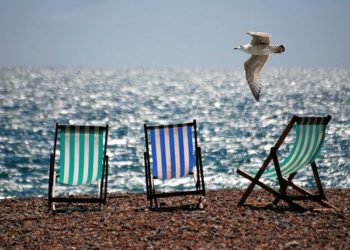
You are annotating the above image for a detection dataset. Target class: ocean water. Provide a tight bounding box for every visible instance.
[0,67,349,199]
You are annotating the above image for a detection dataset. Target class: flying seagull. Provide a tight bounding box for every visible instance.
[235,32,285,101]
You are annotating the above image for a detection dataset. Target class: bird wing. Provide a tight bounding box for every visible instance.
[247,32,271,45]
[244,55,269,101]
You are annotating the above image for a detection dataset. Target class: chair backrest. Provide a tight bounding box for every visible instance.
[145,121,198,180]
[56,125,108,186]
[263,116,331,178]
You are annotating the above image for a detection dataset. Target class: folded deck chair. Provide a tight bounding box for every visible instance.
[48,124,109,211]
[237,115,333,211]
[143,120,205,208]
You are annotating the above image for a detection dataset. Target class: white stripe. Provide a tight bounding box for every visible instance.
[182,125,189,175]
[73,127,80,185]
[92,127,99,182]
[63,127,70,184]
[82,127,90,184]
[155,128,163,179]
[310,125,325,161]
[164,126,172,179]
[173,126,181,178]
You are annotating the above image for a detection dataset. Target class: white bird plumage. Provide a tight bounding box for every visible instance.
[235,32,285,101]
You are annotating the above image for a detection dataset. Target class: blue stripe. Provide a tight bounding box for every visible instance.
[178,126,185,177]
[168,127,176,178]
[159,128,167,179]
[150,129,158,178]
[187,126,194,173]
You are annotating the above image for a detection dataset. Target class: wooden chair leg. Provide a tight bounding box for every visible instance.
[52,171,57,211]
[237,169,305,210]
[237,154,273,206]
[273,173,297,205]
[271,150,288,205]
[311,161,325,199]
[272,150,287,197]
[237,169,259,206]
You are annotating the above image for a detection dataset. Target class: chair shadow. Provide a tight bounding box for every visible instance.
[49,205,102,214]
[242,202,306,213]
[136,202,204,213]
[243,203,341,216]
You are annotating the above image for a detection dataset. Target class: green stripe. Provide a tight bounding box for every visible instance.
[59,128,66,183]
[68,126,75,185]
[78,128,85,185]
[88,127,95,183]
[97,128,103,180]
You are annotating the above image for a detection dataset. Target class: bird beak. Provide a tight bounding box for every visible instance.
[234,47,239,50]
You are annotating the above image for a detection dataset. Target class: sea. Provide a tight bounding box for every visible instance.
[1,67,349,199]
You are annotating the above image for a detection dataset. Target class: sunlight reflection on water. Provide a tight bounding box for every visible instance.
[0,67,349,198]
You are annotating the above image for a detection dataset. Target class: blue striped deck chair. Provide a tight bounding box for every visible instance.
[48,124,109,211]
[143,120,205,208]
[237,115,334,211]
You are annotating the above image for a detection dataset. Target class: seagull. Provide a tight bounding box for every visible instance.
[235,32,285,101]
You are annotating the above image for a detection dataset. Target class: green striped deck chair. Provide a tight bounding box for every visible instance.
[143,120,205,208]
[237,115,334,211]
[48,124,109,211]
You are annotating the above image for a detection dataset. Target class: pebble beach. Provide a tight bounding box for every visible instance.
[1,189,349,249]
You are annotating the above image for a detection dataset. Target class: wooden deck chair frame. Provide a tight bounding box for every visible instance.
[143,120,205,208]
[237,115,333,211]
[48,123,109,211]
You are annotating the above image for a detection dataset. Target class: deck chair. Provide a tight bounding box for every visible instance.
[48,124,109,211]
[237,115,333,211]
[143,120,205,208]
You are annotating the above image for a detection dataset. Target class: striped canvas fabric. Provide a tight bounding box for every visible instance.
[149,124,194,180]
[258,117,328,179]
[58,126,104,185]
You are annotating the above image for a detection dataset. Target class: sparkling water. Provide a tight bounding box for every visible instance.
[1,67,349,198]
